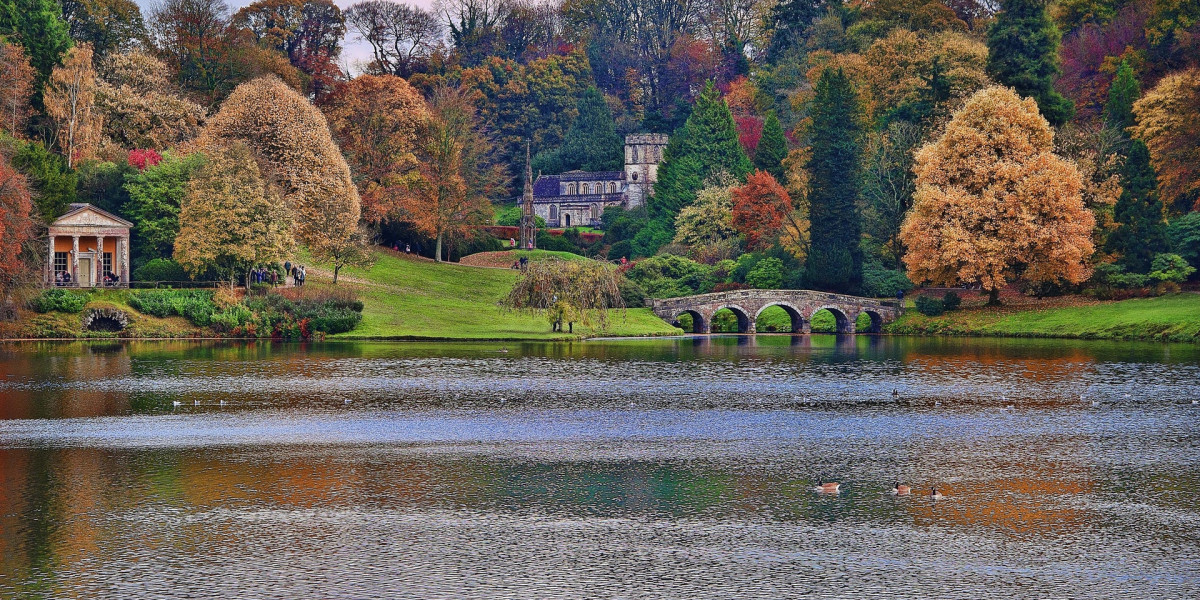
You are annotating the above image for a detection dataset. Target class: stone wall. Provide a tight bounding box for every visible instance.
[650,289,903,334]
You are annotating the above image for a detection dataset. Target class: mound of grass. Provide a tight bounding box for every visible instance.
[458,249,591,268]
[312,250,678,340]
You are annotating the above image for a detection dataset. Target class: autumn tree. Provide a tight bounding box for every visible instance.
[731,170,794,251]
[44,43,101,168]
[1130,68,1200,212]
[1107,140,1169,273]
[753,111,787,181]
[344,0,440,77]
[805,67,864,293]
[0,0,72,94]
[651,81,752,223]
[986,0,1074,125]
[95,50,206,149]
[322,74,430,224]
[124,151,206,264]
[0,39,34,136]
[900,87,1095,304]
[861,29,992,126]
[672,180,739,263]
[174,142,293,286]
[232,0,345,98]
[406,86,505,262]
[200,75,362,253]
[0,151,34,293]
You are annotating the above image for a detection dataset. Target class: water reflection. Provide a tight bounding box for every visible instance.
[1,338,1198,598]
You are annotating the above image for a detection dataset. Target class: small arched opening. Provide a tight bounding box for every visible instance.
[857,311,883,333]
[674,310,706,334]
[82,307,129,332]
[755,303,805,333]
[563,212,572,227]
[809,307,852,334]
[711,306,751,333]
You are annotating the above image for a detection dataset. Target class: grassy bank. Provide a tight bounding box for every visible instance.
[310,249,679,340]
[884,293,1200,342]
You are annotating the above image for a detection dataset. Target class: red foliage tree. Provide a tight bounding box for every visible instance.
[1056,2,1150,122]
[128,149,165,171]
[731,170,793,250]
[735,115,763,158]
[0,155,34,291]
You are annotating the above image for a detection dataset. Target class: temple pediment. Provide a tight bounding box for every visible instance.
[51,204,133,229]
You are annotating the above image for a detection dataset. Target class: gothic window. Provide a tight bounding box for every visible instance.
[550,205,559,220]
[591,203,600,219]
[567,183,576,195]
[608,182,616,194]
[582,183,590,194]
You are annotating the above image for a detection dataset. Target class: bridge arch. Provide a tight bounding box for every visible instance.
[755,302,806,333]
[712,304,753,333]
[809,305,855,334]
[858,310,884,333]
[673,309,708,334]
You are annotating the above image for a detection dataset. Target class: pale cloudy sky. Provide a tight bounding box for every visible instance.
[133,0,440,75]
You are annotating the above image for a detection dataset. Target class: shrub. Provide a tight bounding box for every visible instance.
[746,257,785,289]
[607,239,633,261]
[941,291,961,311]
[537,231,582,254]
[1148,253,1195,285]
[861,260,913,297]
[618,277,646,308]
[914,295,945,316]
[127,289,217,326]
[132,258,189,282]
[29,289,89,313]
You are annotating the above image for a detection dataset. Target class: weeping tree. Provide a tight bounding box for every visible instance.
[502,259,625,333]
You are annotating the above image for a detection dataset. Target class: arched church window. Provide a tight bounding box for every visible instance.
[608,182,616,194]
[550,205,558,220]
[567,183,576,195]
[591,203,600,219]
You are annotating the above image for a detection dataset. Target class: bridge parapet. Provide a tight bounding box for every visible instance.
[649,289,902,334]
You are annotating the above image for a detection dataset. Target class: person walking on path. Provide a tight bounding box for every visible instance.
[284,261,293,285]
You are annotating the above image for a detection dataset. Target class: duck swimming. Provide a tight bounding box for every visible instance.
[814,479,841,493]
[891,481,911,495]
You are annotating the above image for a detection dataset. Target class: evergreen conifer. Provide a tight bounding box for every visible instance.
[533,86,623,175]
[805,68,864,293]
[754,111,788,181]
[985,0,1074,125]
[1104,60,1139,133]
[1109,140,1169,273]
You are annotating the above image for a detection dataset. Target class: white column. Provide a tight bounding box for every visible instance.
[97,235,105,283]
[71,236,79,285]
[46,235,54,285]
[121,236,130,284]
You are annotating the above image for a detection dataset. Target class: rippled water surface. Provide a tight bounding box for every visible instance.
[2,336,1199,599]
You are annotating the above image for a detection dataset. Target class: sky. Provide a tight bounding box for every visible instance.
[132,0,440,75]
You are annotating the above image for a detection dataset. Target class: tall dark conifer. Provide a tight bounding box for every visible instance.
[1108,140,1169,273]
[754,111,787,181]
[985,0,1074,125]
[805,67,863,293]
[533,86,623,176]
[650,81,751,223]
[765,0,824,63]
[1104,60,1139,132]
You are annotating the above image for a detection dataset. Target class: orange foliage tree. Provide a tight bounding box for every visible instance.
[900,86,1095,304]
[322,74,430,224]
[405,86,505,262]
[0,39,35,137]
[44,44,102,168]
[0,153,34,293]
[731,170,794,251]
[1130,68,1200,212]
[200,75,361,257]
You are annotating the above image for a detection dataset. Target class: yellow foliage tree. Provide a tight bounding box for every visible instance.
[900,86,1095,304]
[1130,68,1200,212]
[860,29,991,123]
[44,44,102,168]
[96,50,207,150]
[174,142,294,287]
[199,76,361,254]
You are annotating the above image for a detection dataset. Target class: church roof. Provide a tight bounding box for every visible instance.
[533,175,561,197]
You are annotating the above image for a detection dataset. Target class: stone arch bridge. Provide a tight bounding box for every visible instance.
[650,289,903,334]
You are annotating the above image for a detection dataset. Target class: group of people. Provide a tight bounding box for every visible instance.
[52,270,122,286]
[510,256,529,270]
[283,261,307,287]
[53,271,73,286]
[249,266,279,286]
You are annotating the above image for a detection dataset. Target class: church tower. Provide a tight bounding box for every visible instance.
[623,133,669,208]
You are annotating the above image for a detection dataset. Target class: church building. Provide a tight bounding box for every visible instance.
[532,133,668,228]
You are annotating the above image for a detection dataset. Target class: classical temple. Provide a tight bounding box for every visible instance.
[532,133,668,228]
[45,203,132,287]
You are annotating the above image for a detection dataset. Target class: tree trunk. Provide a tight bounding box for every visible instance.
[333,263,341,284]
[986,287,1001,306]
[435,232,444,263]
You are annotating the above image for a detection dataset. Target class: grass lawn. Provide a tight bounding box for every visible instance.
[886,293,1200,342]
[458,249,588,268]
[309,249,679,340]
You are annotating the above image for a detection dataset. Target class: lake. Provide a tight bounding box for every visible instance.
[1,336,1198,598]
